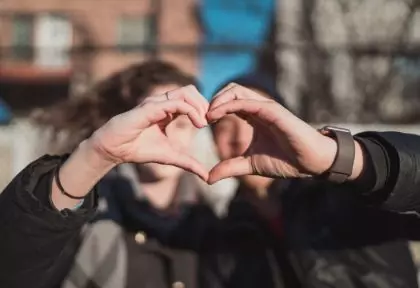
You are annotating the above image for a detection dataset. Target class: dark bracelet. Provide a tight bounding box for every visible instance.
[54,164,86,200]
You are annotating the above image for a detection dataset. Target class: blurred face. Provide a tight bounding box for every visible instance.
[138,84,198,180]
[212,88,274,189]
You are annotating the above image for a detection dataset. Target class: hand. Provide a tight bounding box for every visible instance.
[206,84,362,184]
[88,85,210,181]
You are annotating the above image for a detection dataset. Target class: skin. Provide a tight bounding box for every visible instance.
[206,83,364,184]
[51,84,364,212]
[135,84,199,209]
[211,88,281,218]
[51,85,209,210]
[212,88,275,191]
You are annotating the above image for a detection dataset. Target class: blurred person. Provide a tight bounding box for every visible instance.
[33,60,224,288]
[4,82,420,288]
[207,74,419,287]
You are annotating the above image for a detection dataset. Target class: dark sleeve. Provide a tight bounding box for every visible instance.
[0,155,98,288]
[351,136,389,200]
[354,131,420,214]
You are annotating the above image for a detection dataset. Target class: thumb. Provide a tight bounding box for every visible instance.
[164,150,209,182]
[208,156,252,184]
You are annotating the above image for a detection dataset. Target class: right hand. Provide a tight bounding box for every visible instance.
[206,84,355,184]
[88,85,210,181]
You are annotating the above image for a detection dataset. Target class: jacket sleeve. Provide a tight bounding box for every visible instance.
[0,155,97,288]
[355,131,420,214]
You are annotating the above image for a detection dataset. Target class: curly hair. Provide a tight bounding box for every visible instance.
[33,60,197,153]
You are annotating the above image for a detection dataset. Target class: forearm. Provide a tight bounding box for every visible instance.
[0,155,98,287]
[51,139,116,210]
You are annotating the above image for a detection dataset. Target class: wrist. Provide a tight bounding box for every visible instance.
[319,135,364,181]
[349,140,364,180]
[318,135,338,175]
[78,138,118,174]
[51,139,116,210]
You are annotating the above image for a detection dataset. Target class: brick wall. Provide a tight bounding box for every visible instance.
[1,0,200,82]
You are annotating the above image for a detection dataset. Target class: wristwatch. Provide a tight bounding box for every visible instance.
[318,126,355,183]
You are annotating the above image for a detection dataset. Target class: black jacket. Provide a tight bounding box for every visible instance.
[198,179,419,287]
[1,132,420,288]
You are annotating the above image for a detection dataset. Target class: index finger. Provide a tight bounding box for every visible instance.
[207,99,279,125]
[143,85,208,119]
[183,85,209,118]
[209,84,268,111]
[140,100,207,129]
[209,84,241,111]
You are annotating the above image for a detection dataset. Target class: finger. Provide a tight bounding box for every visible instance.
[143,100,207,129]
[153,147,208,181]
[236,111,268,131]
[156,114,173,130]
[208,157,253,184]
[166,85,208,118]
[168,151,209,182]
[213,82,236,98]
[209,84,267,111]
[184,85,209,118]
[207,100,270,123]
[209,84,241,111]
[208,99,309,140]
[143,85,208,120]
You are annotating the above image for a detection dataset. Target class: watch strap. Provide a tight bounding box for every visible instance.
[320,126,355,183]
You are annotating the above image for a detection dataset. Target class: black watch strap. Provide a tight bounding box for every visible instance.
[319,126,355,183]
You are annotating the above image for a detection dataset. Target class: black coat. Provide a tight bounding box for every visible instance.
[196,179,419,288]
[1,131,420,288]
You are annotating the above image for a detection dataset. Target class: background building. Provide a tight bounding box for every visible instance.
[0,0,199,114]
[0,0,275,189]
[0,0,201,185]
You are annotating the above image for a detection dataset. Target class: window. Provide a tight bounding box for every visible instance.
[10,14,72,67]
[34,14,72,67]
[10,15,34,61]
[117,15,155,52]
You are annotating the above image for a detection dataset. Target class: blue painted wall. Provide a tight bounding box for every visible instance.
[199,0,275,99]
[0,98,11,125]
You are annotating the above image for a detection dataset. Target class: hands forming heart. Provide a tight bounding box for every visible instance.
[90,84,341,184]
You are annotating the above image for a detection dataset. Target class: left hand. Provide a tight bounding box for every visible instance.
[89,85,210,180]
[52,86,210,210]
